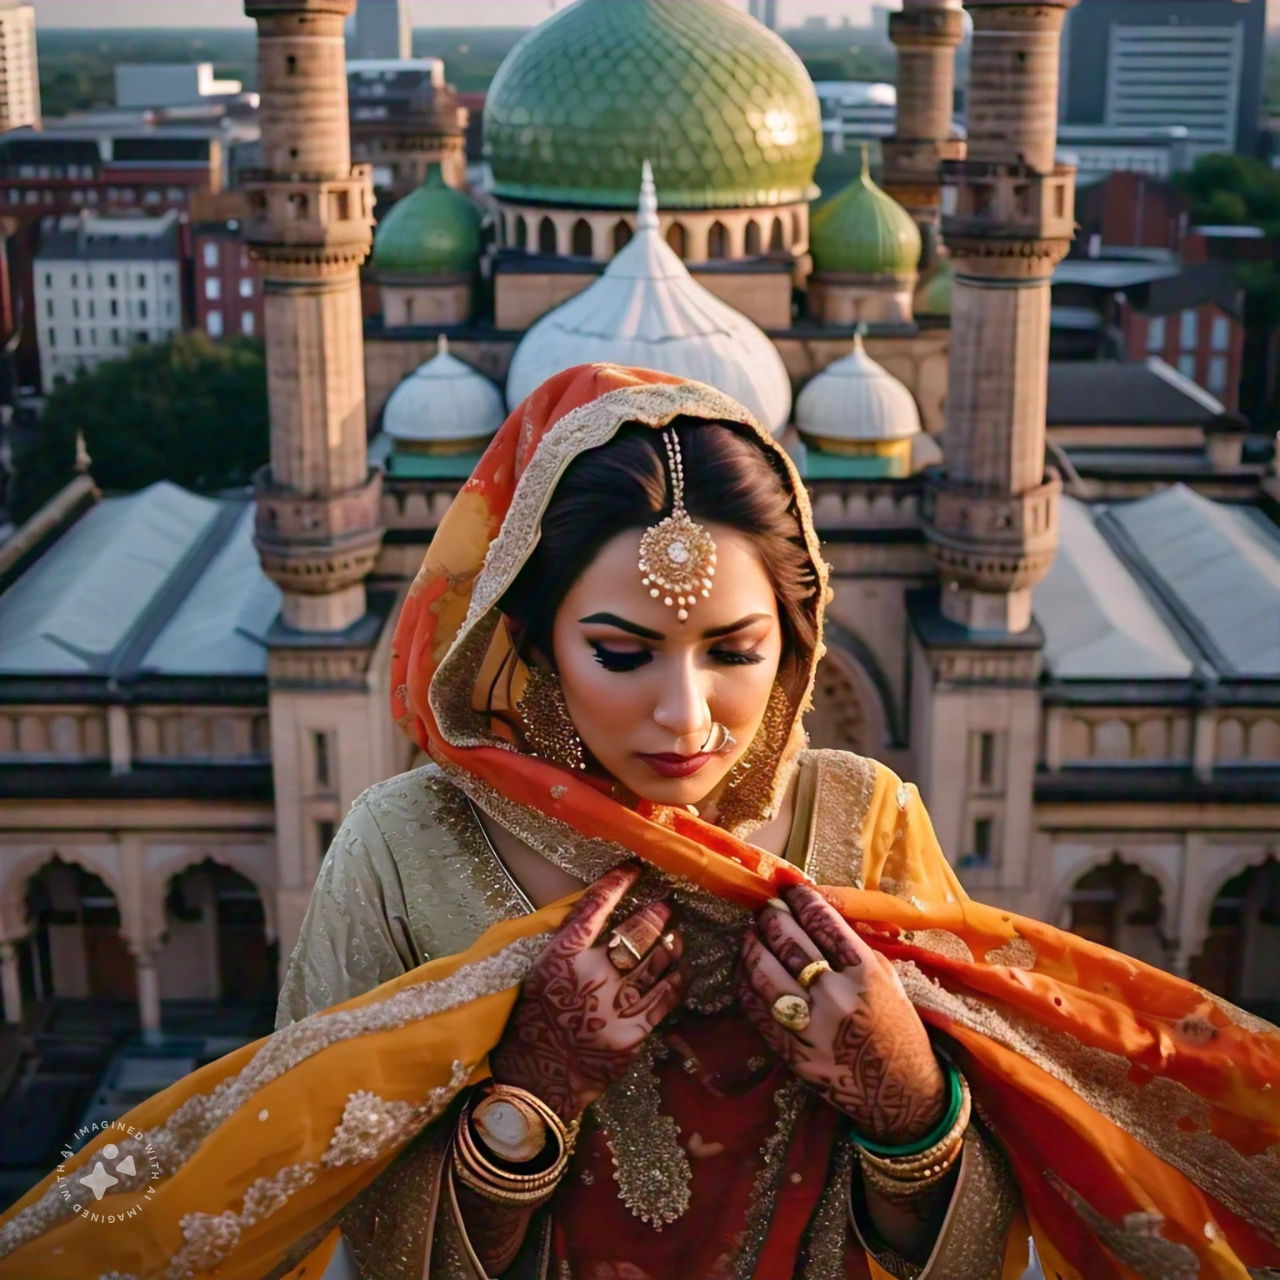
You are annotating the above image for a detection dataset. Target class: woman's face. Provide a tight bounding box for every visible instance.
[551,522,785,809]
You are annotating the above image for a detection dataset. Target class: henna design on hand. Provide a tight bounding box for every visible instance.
[738,885,946,1146]
[492,864,687,1124]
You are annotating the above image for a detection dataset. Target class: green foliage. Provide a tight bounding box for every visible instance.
[13,333,267,520]
[1175,154,1280,235]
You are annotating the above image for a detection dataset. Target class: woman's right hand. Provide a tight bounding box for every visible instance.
[491,863,687,1123]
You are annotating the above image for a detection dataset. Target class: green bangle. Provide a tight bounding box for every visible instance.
[850,1059,964,1158]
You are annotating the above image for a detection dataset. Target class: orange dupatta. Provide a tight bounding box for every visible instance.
[0,364,1276,1280]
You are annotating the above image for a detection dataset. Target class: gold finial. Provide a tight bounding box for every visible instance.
[74,431,91,474]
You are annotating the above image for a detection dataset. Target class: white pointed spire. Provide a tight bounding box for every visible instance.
[505,164,793,433]
[637,159,659,232]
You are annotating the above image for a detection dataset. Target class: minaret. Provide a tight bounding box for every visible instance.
[922,0,1077,635]
[881,0,965,262]
[245,0,381,633]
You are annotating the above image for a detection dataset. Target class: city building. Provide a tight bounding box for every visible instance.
[1,0,1277,1068]
[32,211,184,392]
[1059,0,1268,160]
[347,58,468,202]
[188,191,263,342]
[0,1,39,133]
[351,0,412,61]
[115,63,244,111]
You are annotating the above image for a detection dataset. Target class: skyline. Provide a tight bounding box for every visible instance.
[29,0,883,29]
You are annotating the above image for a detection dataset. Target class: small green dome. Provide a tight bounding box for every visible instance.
[372,165,484,275]
[810,149,921,277]
[916,257,953,316]
[484,0,822,209]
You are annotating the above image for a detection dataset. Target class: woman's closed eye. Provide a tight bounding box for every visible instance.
[589,641,766,672]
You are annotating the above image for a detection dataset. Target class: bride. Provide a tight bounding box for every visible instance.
[1,364,1275,1280]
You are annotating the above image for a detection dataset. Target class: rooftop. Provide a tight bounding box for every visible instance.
[1047,359,1223,427]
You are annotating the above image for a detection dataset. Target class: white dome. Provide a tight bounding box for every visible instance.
[383,336,507,446]
[795,334,921,445]
[505,163,793,435]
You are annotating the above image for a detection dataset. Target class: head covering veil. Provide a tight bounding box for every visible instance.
[0,367,1276,1280]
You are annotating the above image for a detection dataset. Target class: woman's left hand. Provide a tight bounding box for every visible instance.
[738,884,947,1147]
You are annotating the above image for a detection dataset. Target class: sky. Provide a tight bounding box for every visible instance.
[30,0,882,29]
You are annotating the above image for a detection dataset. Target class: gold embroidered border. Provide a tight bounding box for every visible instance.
[893,960,1280,1249]
[0,937,549,1262]
[803,750,877,887]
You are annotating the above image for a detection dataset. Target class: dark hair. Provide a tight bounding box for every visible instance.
[501,420,819,684]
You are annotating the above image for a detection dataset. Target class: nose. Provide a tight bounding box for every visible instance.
[652,653,712,748]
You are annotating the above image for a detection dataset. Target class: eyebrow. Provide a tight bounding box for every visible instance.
[578,612,772,641]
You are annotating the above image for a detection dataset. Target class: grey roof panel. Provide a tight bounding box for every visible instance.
[1047,359,1222,426]
[1034,496,1196,680]
[1107,485,1280,679]
[142,503,279,676]
[0,482,221,675]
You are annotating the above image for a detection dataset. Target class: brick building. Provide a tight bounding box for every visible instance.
[188,192,263,342]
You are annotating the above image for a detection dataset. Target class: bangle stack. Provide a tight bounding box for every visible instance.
[852,1062,971,1203]
[453,1082,579,1208]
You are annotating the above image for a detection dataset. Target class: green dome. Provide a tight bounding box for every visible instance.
[483,0,822,209]
[810,150,921,276]
[916,257,953,316]
[372,165,484,275]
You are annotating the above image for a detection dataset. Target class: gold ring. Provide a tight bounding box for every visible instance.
[606,932,645,973]
[797,960,831,991]
[771,993,811,1033]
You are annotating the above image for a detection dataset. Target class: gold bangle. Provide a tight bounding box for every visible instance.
[861,1157,958,1203]
[855,1071,971,1192]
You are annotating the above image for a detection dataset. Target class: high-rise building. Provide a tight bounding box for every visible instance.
[1060,0,1267,160]
[0,2,40,133]
[352,0,412,60]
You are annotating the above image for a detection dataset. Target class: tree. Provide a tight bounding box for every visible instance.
[11,332,268,520]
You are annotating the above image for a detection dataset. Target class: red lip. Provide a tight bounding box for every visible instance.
[636,752,715,779]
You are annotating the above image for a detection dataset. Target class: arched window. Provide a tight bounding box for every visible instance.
[612,219,633,254]
[769,216,785,251]
[665,221,687,258]
[791,210,802,247]
[571,218,593,257]
[514,214,528,251]
[744,219,761,256]
[538,216,557,256]
[707,220,729,259]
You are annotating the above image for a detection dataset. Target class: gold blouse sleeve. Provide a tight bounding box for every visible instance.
[275,765,534,1029]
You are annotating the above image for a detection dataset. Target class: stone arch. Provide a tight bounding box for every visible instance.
[666,221,687,258]
[769,216,785,252]
[570,217,593,258]
[612,219,633,254]
[791,210,803,248]
[1055,855,1170,971]
[744,219,762,255]
[707,220,729,259]
[1187,852,1280,1000]
[144,845,278,947]
[0,844,132,943]
[1092,718,1132,761]
[820,617,906,748]
[514,214,528,251]
[537,215,557,256]
[1217,717,1246,763]
[157,857,278,1004]
[48,714,80,757]
[1248,717,1280,761]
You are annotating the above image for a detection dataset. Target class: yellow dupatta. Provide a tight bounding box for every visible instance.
[1,364,1277,1280]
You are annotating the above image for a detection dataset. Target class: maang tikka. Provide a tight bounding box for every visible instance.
[639,430,717,623]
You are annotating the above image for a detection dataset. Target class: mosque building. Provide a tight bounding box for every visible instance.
[0,0,1277,1043]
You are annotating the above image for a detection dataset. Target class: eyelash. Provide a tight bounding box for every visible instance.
[589,643,766,672]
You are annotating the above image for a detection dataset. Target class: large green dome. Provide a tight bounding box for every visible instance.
[810,150,921,277]
[372,164,484,275]
[483,0,822,209]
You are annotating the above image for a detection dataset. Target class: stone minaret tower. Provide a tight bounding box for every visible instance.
[923,0,1077,635]
[882,0,965,262]
[911,0,1076,912]
[245,0,381,634]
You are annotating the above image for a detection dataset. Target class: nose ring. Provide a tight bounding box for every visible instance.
[700,722,737,754]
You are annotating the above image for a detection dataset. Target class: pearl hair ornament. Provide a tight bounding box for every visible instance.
[638,429,717,623]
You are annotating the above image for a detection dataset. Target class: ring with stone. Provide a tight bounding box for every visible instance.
[797,960,831,991]
[771,993,811,1033]
[606,931,646,973]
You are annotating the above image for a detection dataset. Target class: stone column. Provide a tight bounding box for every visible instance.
[923,0,1077,635]
[0,940,22,1025]
[135,949,162,1042]
[883,0,966,263]
[245,0,382,634]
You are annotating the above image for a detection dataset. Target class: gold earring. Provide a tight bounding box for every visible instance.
[718,683,795,831]
[517,668,587,771]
